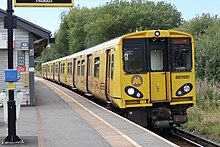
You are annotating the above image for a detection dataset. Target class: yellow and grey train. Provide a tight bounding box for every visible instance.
[42,30,196,128]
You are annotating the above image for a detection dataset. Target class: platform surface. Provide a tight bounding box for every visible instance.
[0,77,178,147]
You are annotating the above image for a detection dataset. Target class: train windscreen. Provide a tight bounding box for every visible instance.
[171,38,192,71]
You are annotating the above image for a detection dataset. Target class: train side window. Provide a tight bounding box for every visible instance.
[77,61,80,76]
[51,64,54,73]
[107,54,111,78]
[81,60,85,76]
[68,62,72,75]
[61,63,65,74]
[55,64,58,73]
[111,54,114,79]
[94,57,100,77]
[88,56,92,76]
[47,65,50,72]
[123,49,143,73]
[60,64,62,74]
[74,59,77,75]
[63,63,65,74]
[150,50,163,71]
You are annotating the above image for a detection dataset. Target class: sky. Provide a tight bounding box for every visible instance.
[1,0,220,34]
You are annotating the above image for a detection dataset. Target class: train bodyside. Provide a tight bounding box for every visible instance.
[72,40,121,103]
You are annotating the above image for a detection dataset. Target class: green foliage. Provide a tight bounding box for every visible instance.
[177,14,220,81]
[182,80,220,143]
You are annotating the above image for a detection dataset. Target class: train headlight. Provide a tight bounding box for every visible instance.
[177,90,183,96]
[127,88,135,95]
[154,31,160,36]
[176,83,193,96]
[136,93,141,98]
[183,85,191,93]
[125,86,143,98]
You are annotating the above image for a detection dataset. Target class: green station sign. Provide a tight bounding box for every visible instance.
[14,0,74,7]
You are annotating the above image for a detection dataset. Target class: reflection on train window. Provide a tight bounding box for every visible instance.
[124,49,143,73]
[151,50,163,71]
[174,47,192,70]
[94,57,100,77]
[81,60,85,76]
[77,61,80,76]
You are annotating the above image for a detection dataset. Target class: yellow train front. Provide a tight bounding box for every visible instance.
[42,30,196,128]
[118,30,196,128]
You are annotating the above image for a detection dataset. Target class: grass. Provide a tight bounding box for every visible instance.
[181,78,220,143]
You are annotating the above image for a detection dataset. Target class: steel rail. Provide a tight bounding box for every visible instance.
[172,128,220,147]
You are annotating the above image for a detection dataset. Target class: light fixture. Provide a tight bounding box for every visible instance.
[154,31,160,36]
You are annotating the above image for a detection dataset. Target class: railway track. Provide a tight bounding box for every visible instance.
[171,128,220,147]
[152,127,220,147]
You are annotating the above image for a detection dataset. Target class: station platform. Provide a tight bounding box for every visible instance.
[0,77,178,147]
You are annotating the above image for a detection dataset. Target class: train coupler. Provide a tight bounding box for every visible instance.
[153,120,173,128]
[152,107,173,128]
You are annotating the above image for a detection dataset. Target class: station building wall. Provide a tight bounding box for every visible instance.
[0,18,32,105]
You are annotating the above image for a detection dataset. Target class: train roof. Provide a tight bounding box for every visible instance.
[67,37,122,59]
[42,30,193,65]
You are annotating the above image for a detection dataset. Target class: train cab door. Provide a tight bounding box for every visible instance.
[149,42,167,101]
[87,55,93,94]
[106,49,114,102]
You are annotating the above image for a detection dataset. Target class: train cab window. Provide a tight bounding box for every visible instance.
[123,49,143,73]
[77,61,81,76]
[150,50,163,71]
[171,38,192,71]
[174,47,192,70]
[94,57,100,77]
[81,60,85,76]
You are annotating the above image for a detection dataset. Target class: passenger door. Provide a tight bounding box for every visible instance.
[149,43,167,101]
[87,55,93,94]
[106,50,114,101]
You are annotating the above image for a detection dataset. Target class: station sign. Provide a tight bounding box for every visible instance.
[14,0,74,7]
[4,69,18,82]
[0,33,15,49]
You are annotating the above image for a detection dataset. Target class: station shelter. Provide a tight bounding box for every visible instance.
[0,8,51,105]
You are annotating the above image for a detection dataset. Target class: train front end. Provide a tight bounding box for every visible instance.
[119,30,196,128]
